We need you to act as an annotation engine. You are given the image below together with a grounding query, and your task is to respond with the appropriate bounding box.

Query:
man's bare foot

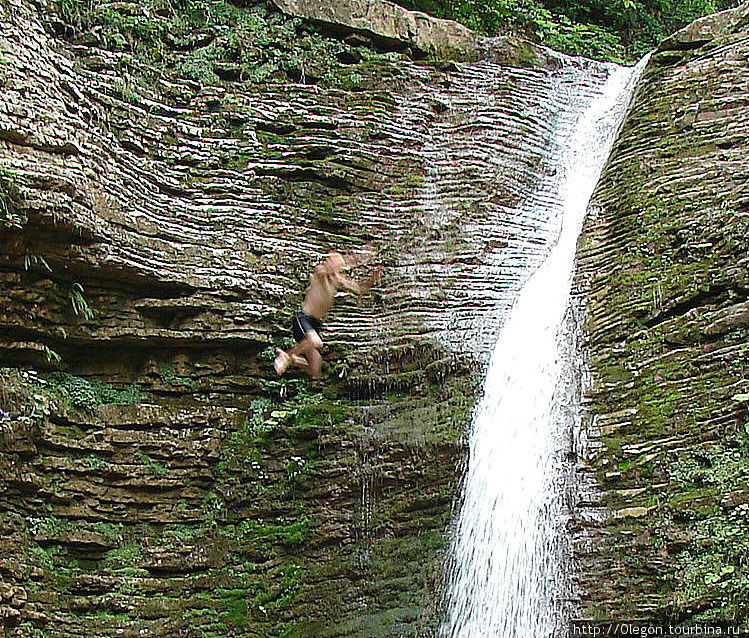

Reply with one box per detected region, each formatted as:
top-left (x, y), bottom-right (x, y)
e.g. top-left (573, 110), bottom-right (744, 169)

top-left (290, 354), bottom-right (308, 369)
top-left (274, 349), bottom-right (291, 375)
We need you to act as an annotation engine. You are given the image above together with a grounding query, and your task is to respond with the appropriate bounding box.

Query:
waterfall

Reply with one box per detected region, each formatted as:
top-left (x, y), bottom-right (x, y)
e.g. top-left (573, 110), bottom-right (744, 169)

top-left (439, 55), bottom-right (648, 638)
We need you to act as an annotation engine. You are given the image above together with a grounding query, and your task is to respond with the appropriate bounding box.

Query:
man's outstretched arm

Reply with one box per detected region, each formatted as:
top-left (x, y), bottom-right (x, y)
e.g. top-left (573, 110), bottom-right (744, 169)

top-left (342, 246), bottom-right (375, 270)
top-left (336, 267), bottom-right (381, 295)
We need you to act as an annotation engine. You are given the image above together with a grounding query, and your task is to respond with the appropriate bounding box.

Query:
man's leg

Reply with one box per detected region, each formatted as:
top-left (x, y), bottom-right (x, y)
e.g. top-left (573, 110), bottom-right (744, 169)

top-left (292, 329), bottom-right (322, 352)
top-left (274, 330), bottom-right (323, 375)
top-left (290, 331), bottom-right (324, 377)
top-left (304, 347), bottom-right (323, 378)
top-left (287, 330), bottom-right (322, 357)
top-left (274, 349), bottom-right (292, 375)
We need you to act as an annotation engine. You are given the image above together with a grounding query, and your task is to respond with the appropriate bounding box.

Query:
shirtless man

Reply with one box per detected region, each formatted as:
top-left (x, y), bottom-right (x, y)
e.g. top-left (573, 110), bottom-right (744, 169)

top-left (274, 249), bottom-right (380, 379)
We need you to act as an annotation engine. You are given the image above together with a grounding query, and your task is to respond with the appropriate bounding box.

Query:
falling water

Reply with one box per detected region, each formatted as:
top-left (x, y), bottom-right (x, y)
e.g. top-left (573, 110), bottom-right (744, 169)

top-left (440, 55), bottom-right (648, 638)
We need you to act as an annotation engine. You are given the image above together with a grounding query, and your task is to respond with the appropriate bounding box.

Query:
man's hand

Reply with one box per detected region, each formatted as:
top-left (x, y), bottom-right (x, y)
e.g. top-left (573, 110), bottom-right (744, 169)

top-left (343, 245), bottom-right (376, 269)
top-left (359, 267), bottom-right (381, 294)
top-left (336, 265), bottom-right (381, 295)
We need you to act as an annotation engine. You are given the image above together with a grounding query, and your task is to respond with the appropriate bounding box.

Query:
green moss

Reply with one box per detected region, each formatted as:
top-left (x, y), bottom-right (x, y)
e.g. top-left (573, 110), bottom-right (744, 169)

top-left (247, 389), bottom-right (350, 445)
top-left (85, 454), bottom-right (108, 470)
top-left (256, 130), bottom-right (284, 144)
top-left (250, 564), bottom-right (301, 615)
top-left (158, 363), bottom-right (197, 388)
top-left (306, 198), bottom-right (350, 230)
top-left (135, 452), bottom-right (169, 476)
top-left (222, 593), bottom-right (249, 627)
top-left (233, 517), bottom-right (313, 547)
top-left (44, 372), bottom-right (141, 411)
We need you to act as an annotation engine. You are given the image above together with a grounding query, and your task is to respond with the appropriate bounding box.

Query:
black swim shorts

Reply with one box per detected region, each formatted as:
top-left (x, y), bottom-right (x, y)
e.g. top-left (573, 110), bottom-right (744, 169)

top-left (292, 311), bottom-right (323, 343)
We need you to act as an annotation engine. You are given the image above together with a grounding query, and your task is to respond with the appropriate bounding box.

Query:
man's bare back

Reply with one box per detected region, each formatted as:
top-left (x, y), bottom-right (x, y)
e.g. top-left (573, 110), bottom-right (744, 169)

top-left (274, 249), bottom-right (379, 378)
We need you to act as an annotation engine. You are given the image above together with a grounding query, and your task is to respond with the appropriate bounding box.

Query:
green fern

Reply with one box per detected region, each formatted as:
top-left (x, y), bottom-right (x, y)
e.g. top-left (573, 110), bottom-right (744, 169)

top-left (68, 283), bottom-right (95, 320)
top-left (0, 167), bottom-right (24, 230)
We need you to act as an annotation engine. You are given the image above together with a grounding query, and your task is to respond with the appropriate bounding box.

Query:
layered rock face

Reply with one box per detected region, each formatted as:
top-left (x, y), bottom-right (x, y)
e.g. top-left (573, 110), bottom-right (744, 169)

top-left (3, 0), bottom-right (747, 631)
top-left (0, 0), bottom-right (608, 635)
top-left (575, 3), bottom-right (749, 622)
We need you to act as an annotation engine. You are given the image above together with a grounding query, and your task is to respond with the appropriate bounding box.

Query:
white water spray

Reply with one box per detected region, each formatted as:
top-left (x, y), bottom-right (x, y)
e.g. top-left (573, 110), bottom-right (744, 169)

top-left (440, 56), bottom-right (648, 638)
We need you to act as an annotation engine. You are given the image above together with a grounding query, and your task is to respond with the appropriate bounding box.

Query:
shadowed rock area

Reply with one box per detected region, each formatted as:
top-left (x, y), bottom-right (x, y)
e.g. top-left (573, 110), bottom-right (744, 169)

top-left (574, 2), bottom-right (749, 623)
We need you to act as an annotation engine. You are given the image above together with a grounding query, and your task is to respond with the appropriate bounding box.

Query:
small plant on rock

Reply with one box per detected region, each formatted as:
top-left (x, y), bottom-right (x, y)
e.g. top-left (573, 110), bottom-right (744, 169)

top-left (68, 283), bottom-right (95, 320)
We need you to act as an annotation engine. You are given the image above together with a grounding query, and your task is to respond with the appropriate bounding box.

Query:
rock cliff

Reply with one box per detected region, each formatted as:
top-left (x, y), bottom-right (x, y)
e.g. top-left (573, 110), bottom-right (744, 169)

top-left (574, 2), bottom-right (749, 623)
top-left (0, 0), bottom-right (602, 635)
top-left (1, 0), bottom-right (747, 634)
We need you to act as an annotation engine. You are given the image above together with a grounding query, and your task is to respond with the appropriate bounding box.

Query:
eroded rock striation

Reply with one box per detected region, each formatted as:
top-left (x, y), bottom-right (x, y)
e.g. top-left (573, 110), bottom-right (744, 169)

top-left (574, 2), bottom-right (749, 622)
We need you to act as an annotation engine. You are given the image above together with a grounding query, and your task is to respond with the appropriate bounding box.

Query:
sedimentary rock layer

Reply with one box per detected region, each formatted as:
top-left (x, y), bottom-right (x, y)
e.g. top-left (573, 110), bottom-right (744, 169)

top-left (574, 3), bottom-right (749, 621)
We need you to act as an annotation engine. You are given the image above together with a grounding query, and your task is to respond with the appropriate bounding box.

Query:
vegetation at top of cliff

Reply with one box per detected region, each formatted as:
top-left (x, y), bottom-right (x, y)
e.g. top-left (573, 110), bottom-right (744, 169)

top-left (394, 0), bottom-right (739, 60)
top-left (51, 0), bottom-right (406, 88)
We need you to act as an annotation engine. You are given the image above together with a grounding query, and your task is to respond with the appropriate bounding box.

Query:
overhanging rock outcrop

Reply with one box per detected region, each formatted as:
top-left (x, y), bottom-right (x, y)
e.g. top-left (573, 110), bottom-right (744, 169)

top-left (273, 0), bottom-right (480, 57)
top-left (269, 0), bottom-right (558, 66)
top-left (270, 0), bottom-right (481, 56)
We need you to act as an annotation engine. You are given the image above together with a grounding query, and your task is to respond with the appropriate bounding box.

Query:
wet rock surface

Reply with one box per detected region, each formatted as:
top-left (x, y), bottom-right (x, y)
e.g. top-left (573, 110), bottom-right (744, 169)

top-left (574, 3), bottom-right (749, 622)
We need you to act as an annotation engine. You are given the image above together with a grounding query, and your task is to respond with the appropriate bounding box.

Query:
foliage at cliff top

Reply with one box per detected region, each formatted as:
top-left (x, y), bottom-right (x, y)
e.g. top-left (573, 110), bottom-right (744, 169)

top-left (47, 0), bottom-right (740, 69)
top-left (51, 0), bottom-right (405, 87)
top-left (394, 0), bottom-right (739, 61)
